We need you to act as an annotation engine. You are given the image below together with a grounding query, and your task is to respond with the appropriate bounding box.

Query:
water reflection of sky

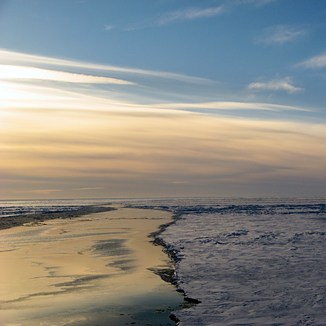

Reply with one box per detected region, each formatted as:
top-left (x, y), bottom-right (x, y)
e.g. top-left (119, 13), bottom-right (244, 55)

top-left (0, 207), bottom-right (182, 326)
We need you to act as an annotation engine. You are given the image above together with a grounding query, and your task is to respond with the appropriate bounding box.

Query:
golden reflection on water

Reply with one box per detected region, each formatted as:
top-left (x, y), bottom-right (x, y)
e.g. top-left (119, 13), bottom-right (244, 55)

top-left (0, 207), bottom-right (181, 325)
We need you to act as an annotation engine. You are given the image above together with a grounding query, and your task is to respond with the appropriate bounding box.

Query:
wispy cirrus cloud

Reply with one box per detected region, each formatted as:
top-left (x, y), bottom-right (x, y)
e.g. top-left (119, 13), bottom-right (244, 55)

top-left (248, 77), bottom-right (303, 94)
top-left (256, 25), bottom-right (307, 45)
top-left (116, 1), bottom-right (276, 32)
top-left (0, 49), bottom-right (311, 120)
top-left (0, 65), bottom-right (133, 84)
top-left (157, 5), bottom-right (225, 25)
top-left (104, 24), bottom-right (114, 32)
top-left (297, 53), bottom-right (326, 69)
top-left (0, 48), bottom-right (215, 113)
top-left (0, 48), bottom-right (212, 85)
top-left (237, 0), bottom-right (278, 7)
top-left (151, 101), bottom-right (310, 112)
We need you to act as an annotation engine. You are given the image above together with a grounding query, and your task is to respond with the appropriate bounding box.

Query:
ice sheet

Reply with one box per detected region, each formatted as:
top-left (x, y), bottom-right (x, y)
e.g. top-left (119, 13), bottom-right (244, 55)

top-left (153, 199), bottom-right (326, 325)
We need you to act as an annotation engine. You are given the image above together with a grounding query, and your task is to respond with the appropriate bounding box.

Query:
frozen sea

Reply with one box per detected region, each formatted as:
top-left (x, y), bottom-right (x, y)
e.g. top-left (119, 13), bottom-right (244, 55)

top-left (127, 197), bottom-right (326, 326)
top-left (1, 197), bottom-right (326, 325)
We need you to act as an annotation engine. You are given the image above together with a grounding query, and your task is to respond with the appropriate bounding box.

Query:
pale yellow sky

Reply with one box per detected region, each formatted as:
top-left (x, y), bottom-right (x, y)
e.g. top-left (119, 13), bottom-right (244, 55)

top-left (1, 50), bottom-right (325, 199)
top-left (1, 107), bottom-right (325, 199)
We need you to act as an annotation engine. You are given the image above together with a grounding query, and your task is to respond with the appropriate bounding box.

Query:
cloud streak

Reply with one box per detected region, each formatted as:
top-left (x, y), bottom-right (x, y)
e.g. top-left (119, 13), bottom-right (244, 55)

top-left (104, 24), bottom-right (114, 31)
top-left (298, 53), bottom-right (326, 69)
top-left (237, 0), bottom-right (278, 7)
top-left (123, 0), bottom-right (276, 31)
top-left (248, 77), bottom-right (303, 94)
top-left (0, 49), bottom-right (314, 120)
top-left (0, 65), bottom-right (133, 84)
top-left (0, 48), bottom-right (212, 85)
top-left (152, 101), bottom-right (310, 112)
top-left (256, 25), bottom-right (307, 45)
top-left (158, 0), bottom-right (278, 27)
top-left (0, 48), bottom-right (218, 114)
top-left (158, 6), bottom-right (224, 25)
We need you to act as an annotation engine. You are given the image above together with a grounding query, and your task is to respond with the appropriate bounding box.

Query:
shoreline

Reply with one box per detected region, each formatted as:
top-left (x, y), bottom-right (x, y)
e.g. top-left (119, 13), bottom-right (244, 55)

top-left (139, 207), bottom-right (202, 324)
top-left (0, 205), bottom-right (183, 325)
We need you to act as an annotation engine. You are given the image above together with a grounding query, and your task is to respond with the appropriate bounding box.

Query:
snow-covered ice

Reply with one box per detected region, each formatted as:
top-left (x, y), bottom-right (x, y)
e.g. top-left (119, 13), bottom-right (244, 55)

top-left (149, 198), bottom-right (326, 325)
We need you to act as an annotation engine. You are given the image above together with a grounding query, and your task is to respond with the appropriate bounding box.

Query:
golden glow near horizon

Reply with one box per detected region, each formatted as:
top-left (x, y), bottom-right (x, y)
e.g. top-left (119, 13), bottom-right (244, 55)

top-left (1, 49), bottom-right (326, 199)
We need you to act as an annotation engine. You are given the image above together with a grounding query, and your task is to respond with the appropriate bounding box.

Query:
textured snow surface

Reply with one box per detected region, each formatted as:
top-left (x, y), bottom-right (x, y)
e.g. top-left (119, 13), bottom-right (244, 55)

top-left (151, 199), bottom-right (326, 326)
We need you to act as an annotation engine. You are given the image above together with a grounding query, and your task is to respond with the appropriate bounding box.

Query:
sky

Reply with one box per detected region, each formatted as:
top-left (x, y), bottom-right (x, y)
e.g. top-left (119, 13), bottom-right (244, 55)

top-left (0, 0), bottom-right (325, 200)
